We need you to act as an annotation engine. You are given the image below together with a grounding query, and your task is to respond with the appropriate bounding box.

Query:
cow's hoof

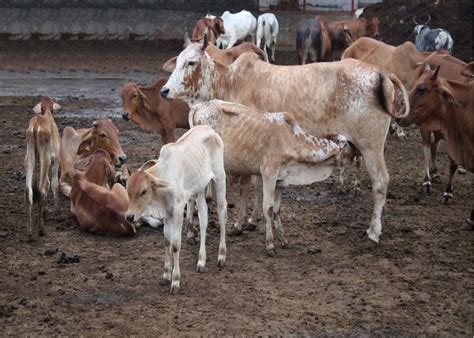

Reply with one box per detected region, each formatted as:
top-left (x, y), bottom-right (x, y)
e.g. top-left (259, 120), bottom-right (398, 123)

top-left (424, 184), bottom-right (432, 193)
top-left (159, 277), bottom-right (171, 285)
top-left (196, 264), bottom-right (205, 273)
top-left (243, 222), bottom-right (257, 232)
top-left (227, 227), bottom-right (243, 237)
top-left (266, 247), bottom-right (277, 257)
top-left (280, 239), bottom-right (289, 249)
top-left (364, 240), bottom-right (378, 250)
top-left (217, 258), bottom-right (225, 269)
top-left (432, 175), bottom-right (441, 183)
top-left (170, 285), bottom-right (180, 294)
top-left (443, 195), bottom-right (453, 205)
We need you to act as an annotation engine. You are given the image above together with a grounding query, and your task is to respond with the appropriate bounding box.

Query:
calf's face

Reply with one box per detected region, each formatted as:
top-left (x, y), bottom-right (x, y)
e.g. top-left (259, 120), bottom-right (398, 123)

top-left (121, 83), bottom-right (151, 121)
top-left (77, 119), bottom-right (127, 168)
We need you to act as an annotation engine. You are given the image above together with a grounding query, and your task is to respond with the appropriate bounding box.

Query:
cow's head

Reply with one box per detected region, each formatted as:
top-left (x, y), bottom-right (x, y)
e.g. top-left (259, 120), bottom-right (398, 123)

top-left (33, 96), bottom-right (61, 114)
top-left (121, 82), bottom-right (152, 121)
top-left (367, 17), bottom-right (380, 39)
top-left (401, 65), bottom-right (457, 127)
top-left (160, 35), bottom-right (217, 103)
top-left (413, 14), bottom-right (431, 34)
top-left (126, 167), bottom-right (171, 224)
top-left (77, 119), bottom-right (128, 168)
top-left (74, 149), bottom-right (116, 188)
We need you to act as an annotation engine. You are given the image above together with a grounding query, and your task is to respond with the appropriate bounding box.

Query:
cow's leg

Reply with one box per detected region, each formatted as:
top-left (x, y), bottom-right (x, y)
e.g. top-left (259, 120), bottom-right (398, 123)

top-left (24, 143), bottom-right (35, 241)
top-left (184, 196), bottom-right (196, 244)
top-left (261, 172), bottom-right (278, 256)
top-left (50, 154), bottom-right (59, 209)
top-left (271, 38), bottom-right (276, 62)
top-left (273, 186), bottom-right (288, 248)
top-left (195, 191), bottom-right (208, 273)
top-left (420, 129), bottom-right (433, 192)
top-left (205, 182), bottom-right (214, 201)
top-left (160, 235), bottom-right (172, 286)
top-left (169, 204), bottom-right (184, 294)
top-left (229, 175), bottom-right (251, 236)
top-left (443, 159), bottom-right (457, 204)
top-left (214, 174), bottom-right (227, 268)
top-left (429, 133), bottom-right (441, 182)
top-left (248, 175), bottom-right (262, 229)
top-left (361, 148), bottom-right (389, 243)
top-left (38, 149), bottom-right (52, 237)
top-left (227, 37), bottom-right (237, 49)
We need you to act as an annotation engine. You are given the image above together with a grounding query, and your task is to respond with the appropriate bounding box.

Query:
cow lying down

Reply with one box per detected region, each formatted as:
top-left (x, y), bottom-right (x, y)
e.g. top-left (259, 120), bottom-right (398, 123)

top-left (126, 126), bottom-right (227, 294)
top-left (190, 100), bottom-right (348, 256)
top-left (71, 149), bottom-right (135, 237)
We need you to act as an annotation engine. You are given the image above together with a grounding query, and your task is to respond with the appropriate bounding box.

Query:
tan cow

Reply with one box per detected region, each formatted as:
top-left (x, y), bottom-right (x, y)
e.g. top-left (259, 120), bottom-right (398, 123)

top-left (190, 100), bottom-right (347, 255)
top-left (401, 66), bottom-right (473, 227)
top-left (160, 40), bottom-right (409, 244)
top-left (328, 17), bottom-right (380, 41)
top-left (162, 34), bottom-right (267, 73)
top-left (126, 126), bottom-right (227, 294)
top-left (60, 119), bottom-right (127, 197)
top-left (121, 79), bottom-right (190, 144)
top-left (191, 17), bottom-right (225, 44)
top-left (70, 149), bottom-right (135, 236)
top-left (24, 97), bottom-right (61, 240)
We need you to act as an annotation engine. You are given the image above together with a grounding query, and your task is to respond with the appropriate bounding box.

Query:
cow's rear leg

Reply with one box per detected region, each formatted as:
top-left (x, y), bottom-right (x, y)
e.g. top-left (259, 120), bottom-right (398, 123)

top-left (247, 175), bottom-right (262, 231)
top-left (429, 132), bottom-right (441, 182)
top-left (443, 159), bottom-right (457, 204)
top-left (214, 175), bottom-right (227, 268)
top-left (273, 186), bottom-right (288, 248)
top-left (195, 191), bottom-right (208, 273)
top-left (51, 155), bottom-right (59, 210)
top-left (24, 145), bottom-right (35, 241)
top-left (184, 196), bottom-right (197, 244)
top-left (270, 39), bottom-right (276, 62)
top-left (421, 129), bottom-right (434, 192)
top-left (262, 172), bottom-right (278, 256)
top-left (229, 175), bottom-right (252, 236)
top-left (38, 150), bottom-right (52, 237)
top-left (362, 149), bottom-right (389, 243)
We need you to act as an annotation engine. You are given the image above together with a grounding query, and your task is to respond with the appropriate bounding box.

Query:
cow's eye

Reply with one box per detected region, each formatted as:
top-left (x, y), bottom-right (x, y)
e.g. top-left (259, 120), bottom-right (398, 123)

top-left (100, 133), bottom-right (107, 139)
top-left (188, 61), bottom-right (196, 67)
top-left (141, 189), bottom-right (147, 196)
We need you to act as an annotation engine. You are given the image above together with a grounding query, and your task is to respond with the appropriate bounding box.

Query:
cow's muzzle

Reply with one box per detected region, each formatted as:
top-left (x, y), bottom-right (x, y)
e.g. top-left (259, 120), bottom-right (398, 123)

top-left (160, 87), bottom-right (170, 99)
top-left (126, 213), bottom-right (135, 223)
top-left (122, 112), bottom-right (130, 121)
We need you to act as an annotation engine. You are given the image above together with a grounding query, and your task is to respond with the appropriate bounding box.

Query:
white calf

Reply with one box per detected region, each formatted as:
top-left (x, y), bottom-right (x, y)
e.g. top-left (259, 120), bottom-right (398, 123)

top-left (126, 125), bottom-right (227, 294)
top-left (216, 10), bottom-right (257, 49)
top-left (256, 13), bottom-right (279, 62)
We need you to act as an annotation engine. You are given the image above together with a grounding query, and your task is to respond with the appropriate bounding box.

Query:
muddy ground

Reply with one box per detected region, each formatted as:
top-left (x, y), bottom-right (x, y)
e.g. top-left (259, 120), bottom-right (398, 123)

top-left (0, 45), bottom-right (473, 335)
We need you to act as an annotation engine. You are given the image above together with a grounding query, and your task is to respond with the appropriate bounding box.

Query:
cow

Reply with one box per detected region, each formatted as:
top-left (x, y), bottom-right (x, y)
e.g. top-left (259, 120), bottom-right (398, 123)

top-left (160, 39), bottom-right (410, 244)
top-left (24, 97), bottom-right (61, 241)
top-left (59, 119), bottom-right (127, 197)
top-left (342, 38), bottom-right (470, 198)
top-left (401, 65), bottom-right (473, 227)
top-left (413, 15), bottom-right (454, 53)
top-left (190, 100), bottom-right (348, 255)
top-left (70, 149), bottom-right (135, 236)
top-left (121, 79), bottom-right (190, 144)
top-left (296, 18), bottom-right (326, 64)
top-left (162, 34), bottom-right (267, 73)
top-left (328, 17), bottom-right (380, 41)
top-left (191, 16), bottom-right (225, 44)
top-left (256, 13), bottom-right (279, 62)
top-left (126, 125), bottom-right (227, 294)
top-left (215, 10), bottom-right (257, 49)
top-left (315, 15), bottom-right (353, 61)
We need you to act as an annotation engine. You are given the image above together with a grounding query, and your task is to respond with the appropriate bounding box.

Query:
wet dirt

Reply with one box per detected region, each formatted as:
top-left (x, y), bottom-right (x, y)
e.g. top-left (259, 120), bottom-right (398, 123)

top-left (0, 47), bottom-right (473, 335)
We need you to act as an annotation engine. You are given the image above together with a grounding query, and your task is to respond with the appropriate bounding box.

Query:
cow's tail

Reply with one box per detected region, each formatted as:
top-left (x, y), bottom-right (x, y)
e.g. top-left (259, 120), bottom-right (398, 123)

top-left (378, 72), bottom-right (410, 119)
top-left (253, 44), bottom-right (269, 62)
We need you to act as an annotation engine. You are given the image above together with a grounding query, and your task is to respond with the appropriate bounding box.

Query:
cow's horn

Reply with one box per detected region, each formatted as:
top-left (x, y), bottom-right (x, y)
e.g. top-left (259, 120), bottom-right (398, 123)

top-left (413, 15), bottom-right (419, 25)
top-left (424, 14), bottom-right (431, 25)
top-left (92, 120), bottom-right (98, 127)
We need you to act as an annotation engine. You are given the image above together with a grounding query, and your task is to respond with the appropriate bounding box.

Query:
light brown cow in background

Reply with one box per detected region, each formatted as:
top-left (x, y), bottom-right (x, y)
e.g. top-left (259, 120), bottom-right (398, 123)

top-left (24, 97), bottom-right (61, 240)
top-left (191, 17), bottom-right (225, 44)
top-left (121, 79), bottom-right (190, 144)
top-left (60, 119), bottom-right (127, 197)
top-left (190, 100), bottom-right (348, 256)
top-left (328, 17), bottom-right (380, 41)
top-left (70, 149), bottom-right (135, 237)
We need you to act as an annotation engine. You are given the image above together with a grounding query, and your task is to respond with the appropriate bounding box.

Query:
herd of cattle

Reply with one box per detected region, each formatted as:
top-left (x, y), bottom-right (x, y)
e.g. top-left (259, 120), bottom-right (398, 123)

top-left (24, 9), bottom-right (472, 294)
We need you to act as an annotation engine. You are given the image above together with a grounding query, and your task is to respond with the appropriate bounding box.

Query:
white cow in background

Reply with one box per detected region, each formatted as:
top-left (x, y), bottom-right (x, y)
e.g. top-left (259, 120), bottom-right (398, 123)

top-left (256, 13), bottom-right (279, 62)
top-left (216, 10), bottom-right (257, 49)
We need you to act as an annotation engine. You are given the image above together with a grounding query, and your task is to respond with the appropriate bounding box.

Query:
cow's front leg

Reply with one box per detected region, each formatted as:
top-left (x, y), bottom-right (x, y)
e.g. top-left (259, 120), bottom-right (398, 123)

top-left (195, 191), bottom-right (208, 272)
top-left (261, 171), bottom-right (278, 256)
top-left (169, 205), bottom-right (184, 294)
top-left (422, 141), bottom-right (433, 193)
top-left (443, 159), bottom-right (457, 204)
top-left (429, 133), bottom-right (441, 182)
top-left (160, 236), bottom-right (172, 286)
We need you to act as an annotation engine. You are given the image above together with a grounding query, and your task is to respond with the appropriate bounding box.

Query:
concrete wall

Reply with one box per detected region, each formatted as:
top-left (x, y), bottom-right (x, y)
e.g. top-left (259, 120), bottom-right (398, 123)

top-left (0, 4), bottom-right (351, 47)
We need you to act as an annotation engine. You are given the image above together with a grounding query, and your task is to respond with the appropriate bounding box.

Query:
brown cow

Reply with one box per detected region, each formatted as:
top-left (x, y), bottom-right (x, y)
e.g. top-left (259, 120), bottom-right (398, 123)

top-left (329, 17), bottom-right (380, 41)
top-left (60, 119), bottom-right (127, 197)
top-left (401, 65), bottom-right (473, 227)
top-left (191, 17), bottom-right (225, 45)
top-left (343, 38), bottom-right (470, 198)
top-left (71, 149), bottom-right (135, 236)
top-left (121, 79), bottom-right (190, 144)
top-left (24, 97), bottom-right (61, 240)
top-left (315, 16), bottom-right (352, 61)
top-left (162, 34), bottom-right (268, 73)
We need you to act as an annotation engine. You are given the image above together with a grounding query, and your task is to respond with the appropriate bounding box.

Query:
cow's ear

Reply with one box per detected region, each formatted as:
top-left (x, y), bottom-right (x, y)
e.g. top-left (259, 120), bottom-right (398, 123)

top-left (33, 103), bottom-right (41, 114)
top-left (52, 102), bottom-right (61, 111)
top-left (214, 17), bottom-right (225, 35)
top-left (183, 32), bottom-right (192, 48)
top-left (137, 88), bottom-right (152, 111)
top-left (439, 87), bottom-right (457, 106)
top-left (138, 159), bottom-right (157, 172)
top-left (151, 178), bottom-right (171, 190)
top-left (77, 136), bottom-right (92, 155)
top-left (162, 57), bottom-right (177, 73)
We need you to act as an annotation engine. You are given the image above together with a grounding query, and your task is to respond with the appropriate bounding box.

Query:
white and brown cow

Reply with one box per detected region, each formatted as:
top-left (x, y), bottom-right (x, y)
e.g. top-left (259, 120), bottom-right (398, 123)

top-left (24, 97), bottom-right (61, 240)
top-left (126, 125), bottom-right (227, 294)
top-left (160, 39), bottom-right (410, 244)
top-left (190, 100), bottom-right (347, 255)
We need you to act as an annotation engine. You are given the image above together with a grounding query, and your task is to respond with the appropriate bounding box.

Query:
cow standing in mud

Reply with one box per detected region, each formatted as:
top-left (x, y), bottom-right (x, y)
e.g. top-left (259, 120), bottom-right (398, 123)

top-left (160, 38), bottom-right (410, 244)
